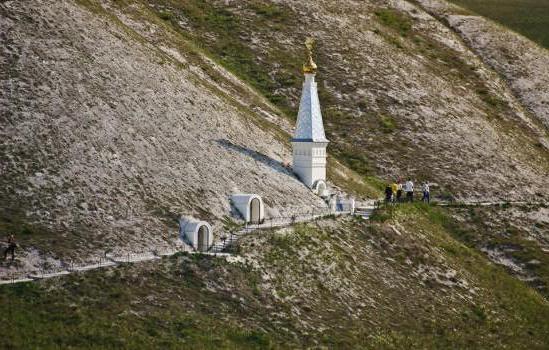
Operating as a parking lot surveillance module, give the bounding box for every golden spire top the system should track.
[303,37,317,74]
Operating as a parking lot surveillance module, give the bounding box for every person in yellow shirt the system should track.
[391,181,398,203]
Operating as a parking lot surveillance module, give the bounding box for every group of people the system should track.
[385,178,430,204]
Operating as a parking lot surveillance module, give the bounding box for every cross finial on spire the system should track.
[303,37,317,74]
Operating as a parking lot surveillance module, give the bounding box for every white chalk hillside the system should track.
[0,0,334,262]
[1,0,548,270]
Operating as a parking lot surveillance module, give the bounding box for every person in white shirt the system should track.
[422,182,430,203]
[405,179,414,202]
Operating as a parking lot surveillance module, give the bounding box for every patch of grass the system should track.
[326,157,383,198]
[147,0,298,116]
[249,1,287,21]
[375,9,413,37]
[0,257,281,349]
[447,0,549,48]
[2,212,549,349]
[476,87,507,110]
[444,204,549,298]
[363,176,386,193]
[332,150,374,176]
[379,114,397,133]
[0,205,82,258]
[369,207,394,222]
[157,9,174,21]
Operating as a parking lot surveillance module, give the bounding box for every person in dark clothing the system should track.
[385,185,393,204]
[3,234,16,261]
[422,182,430,204]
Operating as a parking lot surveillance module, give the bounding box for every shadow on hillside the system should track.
[216,139,295,177]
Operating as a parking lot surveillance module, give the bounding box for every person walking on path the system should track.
[405,178,414,202]
[336,194,344,212]
[422,182,430,203]
[3,234,17,262]
[391,181,398,203]
[385,184,393,205]
[396,181,403,203]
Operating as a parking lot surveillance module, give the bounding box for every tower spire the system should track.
[292,38,328,143]
[303,37,317,74]
[291,37,329,190]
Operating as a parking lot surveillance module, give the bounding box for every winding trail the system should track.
[0,207,373,285]
[3,199,542,286]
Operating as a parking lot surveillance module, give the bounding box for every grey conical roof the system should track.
[292,73,329,142]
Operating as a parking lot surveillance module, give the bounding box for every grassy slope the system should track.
[1,205,547,349]
[443,203,549,297]
[447,0,549,49]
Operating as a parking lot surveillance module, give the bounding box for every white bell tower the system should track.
[292,38,329,190]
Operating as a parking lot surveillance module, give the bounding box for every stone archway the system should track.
[250,198,261,224]
[197,225,209,252]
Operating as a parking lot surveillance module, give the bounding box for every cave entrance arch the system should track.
[250,198,261,224]
[197,225,209,252]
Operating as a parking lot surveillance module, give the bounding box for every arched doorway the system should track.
[197,225,209,252]
[250,198,261,224]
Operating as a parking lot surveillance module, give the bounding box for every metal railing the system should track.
[0,207,363,284]
[208,207,354,253]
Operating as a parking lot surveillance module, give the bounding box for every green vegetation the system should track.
[333,151,374,176]
[373,8,414,49]
[375,9,413,37]
[146,0,298,116]
[376,202,549,298]
[2,206,548,348]
[476,87,507,110]
[444,204,549,297]
[0,256,278,349]
[447,0,549,48]
[249,2,287,20]
[326,157,383,198]
[379,114,397,133]
[158,9,174,21]
[363,203,549,347]
[0,205,83,259]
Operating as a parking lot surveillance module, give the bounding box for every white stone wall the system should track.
[292,142,328,187]
[231,194,265,223]
[179,217,213,250]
